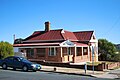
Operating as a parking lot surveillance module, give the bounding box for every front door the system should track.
[67,47,73,62]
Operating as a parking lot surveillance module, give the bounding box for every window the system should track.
[8,57,14,61]
[49,47,56,56]
[26,48,34,57]
[84,49,87,53]
[83,47,88,55]
[36,48,45,57]
[14,57,20,61]
[76,47,82,56]
[62,47,67,55]
[37,48,41,53]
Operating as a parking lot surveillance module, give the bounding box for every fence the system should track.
[30,59,120,71]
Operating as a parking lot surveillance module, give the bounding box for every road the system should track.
[109,68,120,78]
[0,68,115,80]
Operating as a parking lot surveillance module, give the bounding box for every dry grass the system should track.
[87,61,102,66]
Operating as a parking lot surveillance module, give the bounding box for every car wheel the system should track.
[2,63,7,69]
[22,65,28,72]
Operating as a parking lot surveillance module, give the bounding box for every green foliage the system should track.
[0,41,14,59]
[98,39,117,61]
[115,44,120,51]
[112,53,120,61]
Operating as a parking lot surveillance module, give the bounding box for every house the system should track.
[13,21,98,63]
[115,44,120,51]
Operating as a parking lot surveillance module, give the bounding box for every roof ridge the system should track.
[33,29,63,32]
[64,30,72,32]
[51,29,63,31]
[60,29,78,41]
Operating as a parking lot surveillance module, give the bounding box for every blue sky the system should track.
[0,0,120,44]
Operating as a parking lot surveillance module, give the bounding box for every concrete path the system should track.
[41,65,120,79]
[92,72,119,79]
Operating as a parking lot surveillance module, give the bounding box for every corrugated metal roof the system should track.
[62,30,78,41]
[73,31,94,41]
[25,29,64,41]
[23,29,94,42]
[25,31,45,40]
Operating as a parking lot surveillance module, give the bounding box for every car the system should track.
[0,56,42,72]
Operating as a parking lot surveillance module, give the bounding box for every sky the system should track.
[0,0,120,44]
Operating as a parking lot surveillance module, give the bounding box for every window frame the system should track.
[26,48,34,57]
[83,47,88,55]
[49,47,56,56]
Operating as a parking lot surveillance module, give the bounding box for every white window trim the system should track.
[49,47,56,56]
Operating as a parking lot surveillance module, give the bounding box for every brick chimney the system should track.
[45,21,50,32]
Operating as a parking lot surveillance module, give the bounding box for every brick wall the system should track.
[75,55,89,63]
[107,62,120,70]
[97,62,120,71]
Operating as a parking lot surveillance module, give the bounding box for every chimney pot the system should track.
[45,21,50,32]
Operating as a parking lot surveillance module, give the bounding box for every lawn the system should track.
[87,61,102,66]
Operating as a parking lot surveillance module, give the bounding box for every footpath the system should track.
[41,65,120,79]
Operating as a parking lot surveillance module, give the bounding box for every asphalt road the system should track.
[0,68,115,80]
[109,68,120,78]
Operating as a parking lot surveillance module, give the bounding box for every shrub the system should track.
[0,41,14,59]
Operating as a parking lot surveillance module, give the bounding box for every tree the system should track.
[98,39,117,61]
[112,52,120,61]
[0,41,14,59]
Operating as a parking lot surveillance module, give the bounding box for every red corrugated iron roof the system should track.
[62,30,78,41]
[24,29,93,42]
[25,29,64,41]
[25,31,45,40]
[73,31,93,41]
